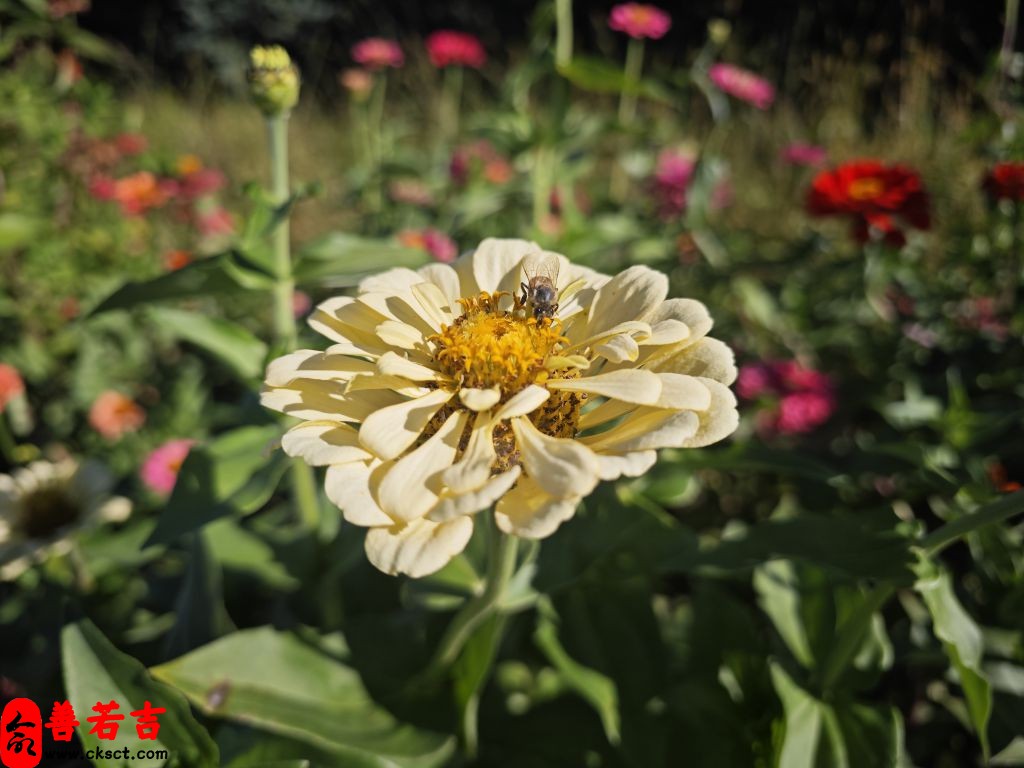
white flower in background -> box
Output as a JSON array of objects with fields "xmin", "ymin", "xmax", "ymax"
[
  {"xmin": 0, "ymin": 459, "xmax": 131, "ymax": 580},
  {"xmin": 262, "ymin": 238, "xmax": 738, "ymax": 577}
]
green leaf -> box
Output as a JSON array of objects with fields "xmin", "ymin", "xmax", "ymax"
[
  {"xmin": 146, "ymin": 425, "xmax": 284, "ymax": 546},
  {"xmin": 769, "ymin": 663, "xmax": 822, "ymax": 768},
  {"xmin": 534, "ymin": 602, "xmax": 621, "ymax": 745},
  {"xmin": 921, "ymin": 490, "xmax": 1024, "ymax": 556},
  {"xmin": 152, "ymin": 627, "xmax": 455, "ymax": 768},
  {"xmin": 148, "ymin": 306, "xmax": 268, "ymax": 382},
  {"xmin": 91, "ymin": 253, "xmax": 273, "ymax": 315},
  {"xmin": 163, "ymin": 534, "xmax": 236, "ymax": 659},
  {"xmin": 917, "ymin": 568, "xmax": 992, "ymax": 759},
  {"xmin": 294, "ymin": 234, "xmax": 428, "ymax": 285},
  {"xmin": 557, "ymin": 56, "xmax": 672, "ymax": 103},
  {"xmin": 754, "ymin": 561, "xmax": 815, "ymax": 669},
  {"xmin": 993, "ymin": 737, "xmax": 1024, "ymax": 766},
  {"xmin": 62, "ymin": 619, "xmax": 219, "ymax": 768},
  {"xmin": 204, "ymin": 518, "xmax": 299, "ymax": 591}
]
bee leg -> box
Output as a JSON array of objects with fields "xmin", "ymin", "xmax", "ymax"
[{"xmin": 520, "ymin": 282, "xmax": 529, "ymax": 304}]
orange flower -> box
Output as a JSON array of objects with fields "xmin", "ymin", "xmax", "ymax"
[
  {"xmin": 113, "ymin": 172, "xmax": 176, "ymax": 216},
  {"xmin": 88, "ymin": 391, "xmax": 145, "ymax": 440},
  {"xmin": 0, "ymin": 364, "xmax": 25, "ymax": 413},
  {"xmin": 162, "ymin": 250, "xmax": 192, "ymax": 271}
]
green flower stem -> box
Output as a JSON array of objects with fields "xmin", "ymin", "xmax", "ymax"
[
  {"xmin": 265, "ymin": 112, "xmax": 320, "ymax": 530},
  {"xmin": 555, "ymin": 0, "xmax": 573, "ymax": 70},
  {"xmin": 0, "ymin": 416, "xmax": 16, "ymax": 464},
  {"xmin": 618, "ymin": 37, "xmax": 644, "ymax": 126},
  {"xmin": 367, "ymin": 74, "xmax": 388, "ymax": 212},
  {"xmin": 441, "ymin": 65, "xmax": 464, "ymax": 146},
  {"xmin": 532, "ymin": 145, "xmax": 556, "ymax": 233},
  {"xmin": 432, "ymin": 517, "xmax": 518, "ymax": 670}
]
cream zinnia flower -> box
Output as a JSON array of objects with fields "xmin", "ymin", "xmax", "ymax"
[
  {"xmin": 262, "ymin": 239, "xmax": 738, "ymax": 577},
  {"xmin": 0, "ymin": 458, "xmax": 131, "ymax": 580}
]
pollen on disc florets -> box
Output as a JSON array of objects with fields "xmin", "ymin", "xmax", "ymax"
[
  {"xmin": 425, "ymin": 291, "xmax": 587, "ymax": 469},
  {"xmin": 432, "ymin": 291, "xmax": 567, "ymax": 392}
]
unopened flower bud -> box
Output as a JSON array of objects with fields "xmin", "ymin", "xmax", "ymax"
[
  {"xmin": 248, "ymin": 45, "xmax": 300, "ymax": 115},
  {"xmin": 707, "ymin": 19, "xmax": 731, "ymax": 46}
]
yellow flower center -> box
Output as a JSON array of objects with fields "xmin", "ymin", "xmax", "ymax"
[
  {"xmin": 432, "ymin": 292, "xmax": 566, "ymax": 393},
  {"xmin": 425, "ymin": 292, "xmax": 587, "ymax": 471},
  {"xmin": 848, "ymin": 177, "xmax": 884, "ymax": 201}
]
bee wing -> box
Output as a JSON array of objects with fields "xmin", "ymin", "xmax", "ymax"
[{"xmin": 522, "ymin": 252, "xmax": 561, "ymax": 285}]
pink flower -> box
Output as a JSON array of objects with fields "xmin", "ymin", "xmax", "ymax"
[
  {"xmin": 776, "ymin": 392, "xmax": 835, "ymax": 434},
  {"xmin": 0, "ymin": 364, "xmax": 25, "ymax": 413},
  {"xmin": 737, "ymin": 359, "xmax": 835, "ymax": 436},
  {"xmin": 293, "ymin": 291, "xmax": 313, "ymax": 318},
  {"xmin": 197, "ymin": 207, "xmax": 235, "ymax": 237},
  {"xmin": 708, "ymin": 63, "xmax": 775, "ymax": 110},
  {"xmin": 88, "ymin": 175, "xmax": 117, "ymax": 201},
  {"xmin": 179, "ymin": 168, "xmax": 226, "ymax": 200},
  {"xmin": 352, "ymin": 38, "xmax": 404, "ymax": 70},
  {"xmin": 115, "ymin": 133, "xmax": 148, "ymax": 156},
  {"xmin": 608, "ymin": 3, "xmax": 672, "ymax": 39},
  {"xmin": 426, "ymin": 31, "xmax": 487, "ymax": 69},
  {"xmin": 781, "ymin": 143, "xmax": 827, "ymax": 167},
  {"xmin": 340, "ymin": 68, "xmax": 374, "ymax": 99},
  {"xmin": 450, "ymin": 140, "xmax": 513, "ymax": 186},
  {"xmin": 89, "ymin": 390, "xmax": 145, "ymax": 441},
  {"xmin": 652, "ymin": 149, "xmax": 695, "ymax": 217},
  {"xmin": 140, "ymin": 439, "xmax": 195, "ymax": 495},
  {"xmin": 388, "ymin": 179, "xmax": 435, "ymax": 207},
  {"xmin": 398, "ymin": 229, "xmax": 458, "ymax": 263}
]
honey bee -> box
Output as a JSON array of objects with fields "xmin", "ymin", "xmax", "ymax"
[{"xmin": 519, "ymin": 253, "xmax": 561, "ymax": 320}]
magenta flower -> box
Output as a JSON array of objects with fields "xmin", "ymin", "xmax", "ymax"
[
  {"xmin": 708, "ymin": 63, "xmax": 775, "ymax": 110},
  {"xmin": 608, "ymin": 3, "xmax": 672, "ymax": 39},
  {"xmin": 652, "ymin": 149, "xmax": 696, "ymax": 217},
  {"xmin": 398, "ymin": 229, "xmax": 457, "ymax": 263},
  {"xmin": 351, "ymin": 38, "xmax": 404, "ymax": 70},
  {"xmin": 197, "ymin": 207, "xmax": 235, "ymax": 237},
  {"xmin": 738, "ymin": 359, "xmax": 835, "ymax": 435},
  {"xmin": 426, "ymin": 31, "xmax": 486, "ymax": 69},
  {"xmin": 781, "ymin": 142, "xmax": 827, "ymax": 167},
  {"xmin": 140, "ymin": 439, "xmax": 195, "ymax": 496}
]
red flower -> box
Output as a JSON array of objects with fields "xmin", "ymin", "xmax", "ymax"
[
  {"xmin": 806, "ymin": 160, "xmax": 930, "ymax": 247},
  {"xmin": 352, "ymin": 38, "xmax": 404, "ymax": 70},
  {"xmin": 0, "ymin": 364, "xmax": 25, "ymax": 414},
  {"xmin": 115, "ymin": 133, "xmax": 148, "ymax": 156},
  {"xmin": 426, "ymin": 31, "xmax": 486, "ymax": 69},
  {"xmin": 982, "ymin": 162, "xmax": 1024, "ymax": 202}
]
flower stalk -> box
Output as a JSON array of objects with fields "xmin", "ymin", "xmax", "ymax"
[
  {"xmin": 431, "ymin": 515, "xmax": 519, "ymax": 670},
  {"xmin": 618, "ymin": 37, "xmax": 644, "ymax": 126},
  {"xmin": 555, "ymin": 0, "xmax": 574, "ymax": 70}
]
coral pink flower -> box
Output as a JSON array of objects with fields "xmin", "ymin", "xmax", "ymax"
[
  {"xmin": 709, "ymin": 63, "xmax": 775, "ymax": 110},
  {"xmin": 450, "ymin": 140, "xmax": 513, "ymax": 186},
  {"xmin": 162, "ymin": 250, "xmax": 192, "ymax": 271},
  {"xmin": 140, "ymin": 439, "xmax": 195, "ymax": 495},
  {"xmin": 0, "ymin": 364, "xmax": 25, "ymax": 413},
  {"xmin": 781, "ymin": 142, "xmax": 827, "ymax": 167},
  {"xmin": 88, "ymin": 175, "xmax": 117, "ymax": 201},
  {"xmin": 89, "ymin": 391, "xmax": 145, "ymax": 441},
  {"xmin": 398, "ymin": 229, "xmax": 458, "ymax": 263},
  {"xmin": 293, "ymin": 291, "xmax": 313, "ymax": 318},
  {"xmin": 111, "ymin": 172, "xmax": 177, "ymax": 216},
  {"xmin": 426, "ymin": 31, "xmax": 486, "ymax": 69},
  {"xmin": 115, "ymin": 133, "xmax": 148, "ymax": 156},
  {"xmin": 197, "ymin": 207, "xmax": 235, "ymax": 237},
  {"xmin": 351, "ymin": 38, "xmax": 404, "ymax": 70},
  {"xmin": 340, "ymin": 68, "xmax": 374, "ymax": 99},
  {"xmin": 179, "ymin": 168, "xmax": 226, "ymax": 200},
  {"xmin": 608, "ymin": 3, "xmax": 672, "ymax": 39}
]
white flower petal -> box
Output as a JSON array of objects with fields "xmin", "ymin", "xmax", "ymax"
[
  {"xmin": 261, "ymin": 381, "xmax": 403, "ymax": 423},
  {"xmin": 428, "ymin": 466, "xmax": 522, "ymax": 523},
  {"xmin": 345, "ymin": 375, "xmax": 429, "ymax": 398},
  {"xmin": 374, "ymin": 411, "xmax": 467, "ymax": 521},
  {"xmin": 411, "ymin": 282, "xmax": 455, "ymax": 330},
  {"xmin": 494, "ymin": 478, "xmax": 579, "ymax": 539},
  {"xmin": 377, "ymin": 351, "xmax": 444, "ymax": 382},
  {"xmin": 464, "ymin": 238, "xmax": 539, "ymax": 294},
  {"xmin": 282, "ymin": 422, "xmax": 371, "ymax": 466},
  {"xmin": 643, "ymin": 319, "xmax": 691, "ymax": 346},
  {"xmin": 594, "ymin": 450, "xmax": 657, "ymax": 481},
  {"xmin": 652, "ymin": 338, "xmax": 738, "ymax": 385},
  {"xmin": 441, "ymin": 417, "xmax": 497, "ymax": 493},
  {"xmin": 365, "ymin": 516, "xmax": 474, "ymax": 577},
  {"xmin": 548, "ymin": 369, "xmax": 662, "ymax": 405},
  {"xmin": 325, "ymin": 462, "xmax": 392, "ymax": 526},
  {"xmin": 418, "ymin": 263, "xmax": 462, "ymax": 304},
  {"xmin": 493, "ymin": 385, "xmax": 550, "ymax": 420},
  {"xmin": 357, "ymin": 291, "xmax": 438, "ymax": 337},
  {"xmin": 585, "ymin": 265, "xmax": 668, "ymax": 336},
  {"xmin": 265, "ymin": 351, "xmax": 375, "ymax": 386},
  {"xmin": 308, "ymin": 296, "xmax": 388, "ymax": 347},
  {"xmin": 594, "ymin": 333, "xmax": 639, "ymax": 363},
  {"xmin": 375, "ymin": 320, "xmax": 427, "ymax": 351},
  {"xmin": 358, "ymin": 387, "xmax": 456, "ymax": 460},
  {"xmin": 359, "ymin": 267, "xmax": 424, "ymax": 294},
  {"xmin": 511, "ymin": 417, "xmax": 600, "ymax": 499},
  {"xmin": 654, "ymin": 373, "xmax": 713, "ymax": 410},
  {"xmin": 581, "ymin": 409, "xmax": 701, "ymax": 453},
  {"xmin": 95, "ymin": 497, "xmax": 132, "ymax": 523},
  {"xmin": 459, "ymin": 386, "xmax": 501, "ymax": 411},
  {"xmin": 677, "ymin": 378, "xmax": 740, "ymax": 448},
  {"xmin": 650, "ymin": 298, "xmax": 713, "ymax": 340}
]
